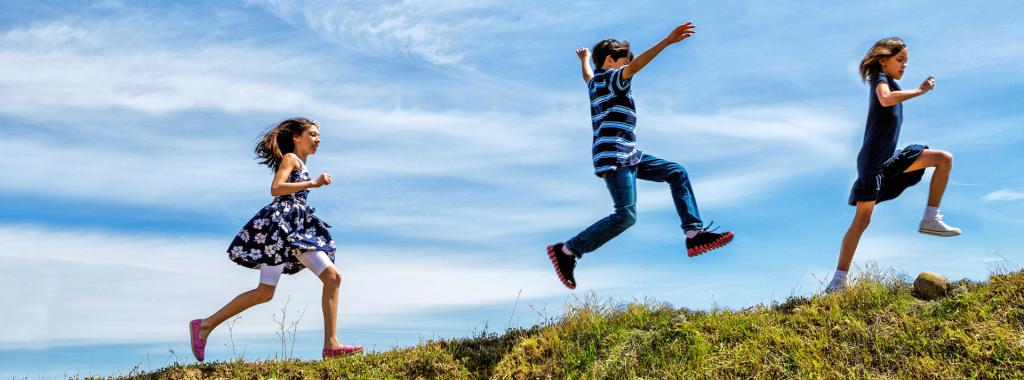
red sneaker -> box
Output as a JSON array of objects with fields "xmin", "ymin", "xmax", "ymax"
[
  {"xmin": 546, "ymin": 243, "xmax": 577, "ymax": 289},
  {"xmin": 686, "ymin": 223, "xmax": 734, "ymax": 257}
]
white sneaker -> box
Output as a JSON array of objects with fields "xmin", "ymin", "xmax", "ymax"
[
  {"xmin": 919, "ymin": 214, "xmax": 961, "ymax": 237},
  {"xmin": 825, "ymin": 278, "xmax": 847, "ymax": 294},
  {"xmin": 825, "ymin": 283, "xmax": 846, "ymax": 294}
]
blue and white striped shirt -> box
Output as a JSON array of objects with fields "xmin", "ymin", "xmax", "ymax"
[{"xmin": 588, "ymin": 68, "xmax": 641, "ymax": 175}]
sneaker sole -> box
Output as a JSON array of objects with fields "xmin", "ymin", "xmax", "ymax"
[
  {"xmin": 324, "ymin": 347, "xmax": 365, "ymax": 359},
  {"xmin": 918, "ymin": 228, "xmax": 961, "ymax": 237},
  {"xmin": 687, "ymin": 232, "xmax": 735, "ymax": 257},
  {"xmin": 825, "ymin": 286, "xmax": 846, "ymax": 294},
  {"xmin": 546, "ymin": 245, "xmax": 576, "ymax": 290}
]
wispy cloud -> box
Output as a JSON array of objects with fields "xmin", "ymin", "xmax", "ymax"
[
  {"xmin": 0, "ymin": 17, "xmax": 861, "ymax": 244},
  {"xmin": 250, "ymin": 0, "xmax": 578, "ymax": 67},
  {"xmin": 3, "ymin": 223, "xmax": 888, "ymax": 348},
  {"xmin": 984, "ymin": 189, "xmax": 1024, "ymax": 202},
  {"xmin": 0, "ymin": 224, "xmax": 617, "ymax": 347},
  {"xmin": 0, "ymin": 101, "xmax": 857, "ymax": 246},
  {"xmin": 0, "ymin": 21, "xmax": 340, "ymax": 116}
]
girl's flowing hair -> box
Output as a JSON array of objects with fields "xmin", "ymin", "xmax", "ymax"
[
  {"xmin": 859, "ymin": 37, "xmax": 906, "ymax": 83},
  {"xmin": 254, "ymin": 117, "xmax": 318, "ymax": 171}
]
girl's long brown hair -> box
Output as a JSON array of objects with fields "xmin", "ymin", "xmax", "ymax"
[
  {"xmin": 859, "ymin": 37, "xmax": 906, "ymax": 83},
  {"xmin": 254, "ymin": 117, "xmax": 317, "ymax": 171}
]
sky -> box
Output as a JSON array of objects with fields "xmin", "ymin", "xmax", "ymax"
[{"xmin": 1, "ymin": 0, "xmax": 1022, "ymax": 377}]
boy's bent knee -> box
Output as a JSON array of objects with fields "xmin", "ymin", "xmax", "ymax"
[
  {"xmin": 611, "ymin": 207, "xmax": 637, "ymax": 229},
  {"xmin": 666, "ymin": 164, "xmax": 688, "ymax": 183},
  {"xmin": 606, "ymin": 206, "xmax": 638, "ymax": 230}
]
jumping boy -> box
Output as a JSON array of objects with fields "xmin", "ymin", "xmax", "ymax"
[{"xmin": 547, "ymin": 22, "xmax": 735, "ymax": 289}]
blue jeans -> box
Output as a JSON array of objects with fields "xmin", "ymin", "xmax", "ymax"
[{"xmin": 565, "ymin": 154, "xmax": 703, "ymax": 258}]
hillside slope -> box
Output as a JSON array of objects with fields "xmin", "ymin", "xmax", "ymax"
[{"xmin": 136, "ymin": 271, "xmax": 1024, "ymax": 379}]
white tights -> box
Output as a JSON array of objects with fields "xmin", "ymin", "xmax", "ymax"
[{"xmin": 258, "ymin": 250, "xmax": 333, "ymax": 286}]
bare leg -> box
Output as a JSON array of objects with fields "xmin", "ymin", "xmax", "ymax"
[
  {"xmin": 318, "ymin": 266, "xmax": 343, "ymax": 349},
  {"xmin": 836, "ymin": 201, "xmax": 876, "ymax": 272},
  {"xmin": 902, "ymin": 149, "xmax": 954, "ymax": 208},
  {"xmin": 200, "ymin": 284, "xmax": 276, "ymax": 340}
]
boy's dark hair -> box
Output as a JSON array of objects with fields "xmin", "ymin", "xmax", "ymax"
[{"xmin": 592, "ymin": 39, "xmax": 632, "ymax": 70}]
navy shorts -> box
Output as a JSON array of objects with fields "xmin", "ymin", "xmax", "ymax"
[{"xmin": 848, "ymin": 144, "xmax": 928, "ymax": 205}]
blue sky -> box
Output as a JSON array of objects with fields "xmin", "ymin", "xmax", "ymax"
[{"xmin": 1, "ymin": 0, "xmax": 1022, "ymax": 376}]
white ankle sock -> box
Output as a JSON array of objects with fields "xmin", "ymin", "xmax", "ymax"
[
  {"xmin": 561, "ymin": 244, "xmax": 575, "ymax": 257},
  {"xmin": 924, "ymin": 206, "xmax": 939, "ymax": 220},
  {"xmin": 828, "ymin": 270, "xmax": 848, "ymax": 288},
  {"xmin": 685, "ymin": 230, "xmax": 699, "ymax": 239}
]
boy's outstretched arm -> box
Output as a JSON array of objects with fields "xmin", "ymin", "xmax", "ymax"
[
  {"xmin": 577, "ymin": 48, "xmax": 594, "ymax": 83},
  {"xmin": 622, "ymin": 22, "xmax": 695, "ymax": 80}
]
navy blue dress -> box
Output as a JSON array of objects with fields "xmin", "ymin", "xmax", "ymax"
[
  {"xmin": 228, "ymin": 161, "xmax": 336, "ymax": 274},
  {"xmin": 849, "ymin": 72, "xmax": 927, "ymax": 205}
]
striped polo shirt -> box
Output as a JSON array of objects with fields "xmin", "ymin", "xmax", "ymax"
[{"xmin": 588, "ymin": 68, "xmax": 641, "ymax": 175}]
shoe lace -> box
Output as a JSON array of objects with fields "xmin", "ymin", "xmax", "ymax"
[{"xmin": 699, "ymin": 221, "xmax": 721, "ymax": 233}]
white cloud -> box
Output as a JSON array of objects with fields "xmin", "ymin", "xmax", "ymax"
[
  {"xmin": 0, "ymin": 14, "xmax": 868, "ymax": 249},
  {"xmin": 644, "ymin": 106, "xmax": 852, "ymax": 157},
  {"xmin": 0, "ymin": 21, "xmax": 340, "ymax": 116},
  {"xmin": 0, "ymin": 224, "xmax": 624, "ymax": 347},
  {"xmin": 983, "ymin": 189, "xmax": 1024, "ymax": 202},
  {"xmin": 0, "ymin": 102, "xmax": 857, "ymax": 246},
  {"xmin": 250, "ymin": 0, "xmax": 577, "ymax": 67},
  {"xmin": 842, "ymin": 231, "xmax": 997, "ymax": 277},
  {"xmin": 9, "ymin": 223, "xmax": 933, "ymax": 349},
  {"xmin": 0, "ymin": 22, "xmax": 859, "ymax": 242}
]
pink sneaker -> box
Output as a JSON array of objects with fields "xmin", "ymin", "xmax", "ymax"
[
  {"xmin": 322, "ymin": 345, "xmax": 364, "ymax": 359},
  {"xmin": 189, "ymin": 319, "xmax": 207, "ymax": 362}
]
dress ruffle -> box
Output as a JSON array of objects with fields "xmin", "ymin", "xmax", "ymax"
[
  {"xmin": 227, "ymin": 165, "xmax": 336, "ymax": 275},
  {"xmin": 848, "ymin": 144, "xmax": 928, "ymax": 205}
]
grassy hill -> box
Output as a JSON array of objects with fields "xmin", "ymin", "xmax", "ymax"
[{"xmin": 130, "ymin": 270, "xmax": 1024, "ymax": 379}]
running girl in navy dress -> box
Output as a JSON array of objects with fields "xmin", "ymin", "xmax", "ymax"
[
  {"xmin": 826, "ymin": 38, "xmax": 961, "ymax": 293},
  {"xmin": 188, "ymin": 118, "xmax": 363, "ymax": 360}
]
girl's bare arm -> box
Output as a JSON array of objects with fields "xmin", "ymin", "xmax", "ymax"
[
  {"xmin": 876, "ymin": 76, "xmax": 935, "ymax": 107},
  {"xmin": 270, "ymin": 154, "xmax": 326, "ymax": 196}
]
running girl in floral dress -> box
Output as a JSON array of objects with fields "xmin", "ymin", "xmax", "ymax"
[{"xmin": 189, "ymin": 117, "xmax": 363, "ymax": 361}]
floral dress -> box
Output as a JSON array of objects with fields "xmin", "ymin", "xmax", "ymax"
[{"xmin": 227, "ymin": 161, "xmax": 336, "ymax": 274}]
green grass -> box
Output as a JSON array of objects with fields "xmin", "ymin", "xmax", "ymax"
[{"xmin": 127, "ymin": 270, "xmax": 1024, "ymax": 379}]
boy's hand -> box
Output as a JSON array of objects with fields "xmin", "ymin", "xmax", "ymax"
[
  {"xmin": 577, "ymin": 47, "xmax": 594, "ymax": 82},
  {"xmin": 576, "ymin": 48, "xmax": 590, "ymax": 61},
  {"xmin": 918, "ymin": 76, "xmax": 936, "ymax": 93},
  {"xmin": 664, "ymin": 22, "xmax": 695, "ymax": 44}
]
